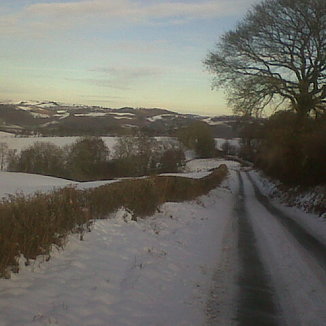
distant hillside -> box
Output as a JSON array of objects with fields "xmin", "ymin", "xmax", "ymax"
[{"xmin": 0, "ymin": 100, "xmax": 241, "ymax": 137}]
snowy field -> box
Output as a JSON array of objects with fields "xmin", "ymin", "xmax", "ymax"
[
  {"xmin": 0, "ymin": 171, "xmax": 121, "ymax": 199},
  {"xmin": 0, "ymin": 158, "xmax": 234, "ymax": 326}
]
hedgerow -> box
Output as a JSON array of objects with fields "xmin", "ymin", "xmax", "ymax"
[{"xmin": 0, "ymin": 164, "xmax": 227, "ymax": 278}]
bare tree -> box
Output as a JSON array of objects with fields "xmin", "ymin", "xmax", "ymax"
[
  {"xmin": 177, "ymin": 122, "xmax": 216, "ymax": 158},
  {"xmin": 113, "ymin": 133, "xmax": 159, "ymax": 176},
  {"xmin": 205, "ymin": 0, "xmax": 326, "ymax": 119},
  {"xmin": 113, "ymin": 135, "xmax": 138, "ymax": 160}
]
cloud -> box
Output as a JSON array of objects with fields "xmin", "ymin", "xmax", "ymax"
[
  {"xmin": 112, "ymin": 40, "xmax": 171, "ymax": 54},
  {"xmin": 25, "ymin": 0, "xmax": 248, "ymax": 20},
  {"xmin": 91, "ymin": 66, "xmax": 162, "ymax": 79},
  {"xmin": 70, "ymin": 66, "xmax": 163, "ymax": 90},
  {"xmin": 0, "ymin": 0, "xmax": 256, "ymax": 36},
  {"xmin": 79, "ymin": 94, "xmax": 126, "ymax": 104}
]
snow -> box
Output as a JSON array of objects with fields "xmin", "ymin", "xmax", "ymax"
[
  {"xmin": 0, "ymin": 171, "xmax": 120, "ymax": 199},
  {"xmin": 0, "ymin": 131, "xmax": 15, "ymax": 138},
  {"xmin": 0, "ymin": 172, "xmax": 74, "ymax": 198},
  {"xmin": 241, "ymin": 173, "xmax": 326, "ymax": 326},
  {"xmin": 184, "ymin": 149, "xmax": 196, "ymax": 160},
  {"xmin": 53, "ymin": 113, "xmax": 70, "ymax": 119},
  {"xmin": 17, "ymin": 106, "xmax": 34, "ymax": 111},
  {"xmin": 111, "ymin": 116, "xmax": 133, "ymax": 120},
  {"xmin": 73, "ymin": 112, "xmax": 135, "ymax": 118},
  {"xmin": 18, "ymin": 101, "xmax": 43, "ymax": 106},
  {"xmin": 147, "ymin": 114, "xmax": 176, "ymax": 122},
  {"xmin": 74, "ymin": 113, "xmax": 107, "ymax": 117},
  {"xmin": 215, "ymin": 138, "xmax": 241, "ymax": 151},
  {"xmin": 108, "ymin": 112, "xmax": 135, "ymax": 116},
  {"xmin": 0, "ymin": 159, "xmax": 233, "ymax": 326},
  {"xmin": 248, "ymin": 169, "xmax": 326, "ymax": 245},
  {"xmin": 147, "ymin": 115, "xmax": 163, "ymax": 122},
  {"xmin": 37, "ymin": 103, "xmax": 58, "ymax": 108},
  {"xmin": 202, "ymin": 118, "xmax": 231, "ymax": 126},
  {"xmin": 250, "ymin": 169, "xmax": 326, "ymax": 215},
  {"xmin": 160, "ymin": 171, "xmax": 211, "ymax": 179},
  {"xmin": 30, "ymin": 112, "xmax": 50, "ymax": 119},
  {"xmin": 122, "ymin": 124, "xmax": 137, "ymax": 128},
  {"xmin": 41, "ymin": 121, "xmax": 59, "ymax": 127},
  {"xmin": 13, "ymin": 101, "xmax": 57, "ymax": 108},
  {"xmin": 15, "ymin": 106, "xmax": 51, "ymax": 117},
  {"xmin": 1, "ymin": 156, "xmax": 324, "ymax": 325}
]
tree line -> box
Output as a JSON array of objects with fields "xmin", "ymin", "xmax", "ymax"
[
  {"xmin": 205, "ymin": 0, "xmax": 326, "ymax": 185},
  {"xmin": 5, "ymin": 135, "xmax": 185, "ymax": 181}
]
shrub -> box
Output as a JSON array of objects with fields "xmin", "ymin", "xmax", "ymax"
[
  {"xmin": 8, "ymin": 142, "xmax": 66, "ymax": 177},
  {"xmin": 0, "ymin": 164, "xmax": 228, "ymax": 278},
  {"xmin": 66, "ymin": 136, "xmax": 110, "ymax": 181},
  {"xmin": 113, "ymin": 133, "xmax": 160, "ymax": 176},
  {"xmin": 157, "ymin": 148, "xmax": 185, "ymax": 173},
  {"xmin": 247, "ymin": 111, "xmax": 326, "ymax": 185}
]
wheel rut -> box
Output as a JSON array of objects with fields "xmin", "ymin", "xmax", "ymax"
[{"xmin": 235, "ymin": 171, "xmax": 280, "ymax": 326}]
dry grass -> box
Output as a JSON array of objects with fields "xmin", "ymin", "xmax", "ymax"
[{"xmin": 0, "ymin": 164, "xmax": 228, "ymax": 278}]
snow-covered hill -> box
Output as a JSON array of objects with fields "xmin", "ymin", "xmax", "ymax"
[{"xmin": 0, "ymin": 100, "xmax": 241, "ymax": 137}]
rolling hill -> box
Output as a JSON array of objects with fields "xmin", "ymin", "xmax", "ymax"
[{"xmin": 0, "ymin": 101, "xmax": 240, "ymax": 137}]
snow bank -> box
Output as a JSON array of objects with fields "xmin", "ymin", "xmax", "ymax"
[
  {"xmin": 248, "ymin": 169, "xmax": 326, "ymax": 244},
  {"xmin": 249, "ymin": 170, "xmax": 326, "ymax": 217}
]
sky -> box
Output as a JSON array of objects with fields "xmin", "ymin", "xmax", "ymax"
[{"xmin": 0, "ymin": 0, "xmax": 259, "ymax": 116}]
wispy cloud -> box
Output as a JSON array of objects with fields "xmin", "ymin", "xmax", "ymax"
[
  {"xmin": 91, "ymin": 66, "xmax": 163, "ymax": 78},
  {"xmin": 71, "ymin": 66, "xmax": 163, "ymax": 90},
  {"xmin": 25, "ymin": 0, "xmax": 247, "ymax": 20},
  {"xmin": 112, "ymin": 40, "xmax": 171, "ymax": 54},
  {"xmin": 0, "ymin": 0, "xmax": 255, "ymax": 36}
]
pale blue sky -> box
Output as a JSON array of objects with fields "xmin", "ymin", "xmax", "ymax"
[{"xmin": 0, "ymin": 0, "xmax": 259, "ymax": 115}]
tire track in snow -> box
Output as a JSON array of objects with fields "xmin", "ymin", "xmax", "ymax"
[
  {"xmin": 235, "ymin": 171, "xmax": 280, "ymax": 326},
  {"xmin": 242, "ymin": 171, "xmax": 326, "ymax": 325}
]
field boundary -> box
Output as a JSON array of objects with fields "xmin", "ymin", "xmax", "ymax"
[{"xmin": 0, "ymin": 164, "xmax": 228, "ymax": 278}]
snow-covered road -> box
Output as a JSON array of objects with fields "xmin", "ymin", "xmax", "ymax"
[
  {"xmin": 243, "ymin": 171, "xmax": 326, "ymax": 326},
  {"xmin": 207, "ymin": 167, "xmax": 326, "ymax": 326},
  {"xmin": 0, "ymin": 159, "xmax": 325, "ymax": 326}
]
